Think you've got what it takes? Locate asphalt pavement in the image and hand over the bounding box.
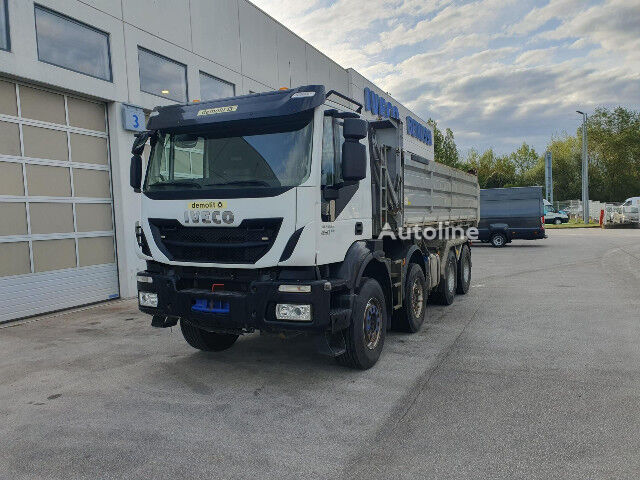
[1,229,639,479]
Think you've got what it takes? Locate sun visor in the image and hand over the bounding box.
[147,85,325,134]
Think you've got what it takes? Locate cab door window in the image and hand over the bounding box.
[321,115,344,187]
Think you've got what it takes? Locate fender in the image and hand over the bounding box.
[402,244,426,279]
[489,223,511,240]
[333,240,386,291]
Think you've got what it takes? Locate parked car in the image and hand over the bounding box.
[478,186,546,247]
[543,199,569,224]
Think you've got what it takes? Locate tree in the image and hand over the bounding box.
[428,119,460,168]
[587,107,640,202]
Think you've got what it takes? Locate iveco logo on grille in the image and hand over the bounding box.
[184,210,234,224]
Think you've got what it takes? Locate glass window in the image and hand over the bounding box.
[199,72,234,101]
[138,48,187,102]
[0,0,9,51]
[144,118,313,192]
[34,6,111,81]
[321,116,344,186]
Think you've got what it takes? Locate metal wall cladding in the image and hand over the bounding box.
[403,157,480,227]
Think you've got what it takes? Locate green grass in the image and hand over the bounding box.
[546,219,600,229]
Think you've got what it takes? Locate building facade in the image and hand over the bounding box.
[0,0,433,322]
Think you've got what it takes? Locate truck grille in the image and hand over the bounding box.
[148,218,283,264]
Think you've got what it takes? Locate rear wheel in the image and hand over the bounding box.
[180,319,239,352]
[456,244,471,294]
[490,232,507,247]
[392,264,427,333]
[336,278,387,369]
[433,250,457,305]
[554,218,562,225]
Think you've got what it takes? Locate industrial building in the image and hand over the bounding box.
[0,0,433,321]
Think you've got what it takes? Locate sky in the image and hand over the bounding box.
[251,0,640,156]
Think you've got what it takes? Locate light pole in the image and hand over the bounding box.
[577,110,589,223]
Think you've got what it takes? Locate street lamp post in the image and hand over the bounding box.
[577,111,589,223]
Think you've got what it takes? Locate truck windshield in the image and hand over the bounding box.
[144,120,313,192]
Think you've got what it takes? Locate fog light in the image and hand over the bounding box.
[275,303,312,321]
[278,284,311,293]
[139,291,158,307]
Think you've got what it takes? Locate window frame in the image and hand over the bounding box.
[321,114,344,187]
[0,0,9,52]
[138,46,188,103]
[33,4,113,82]
[199,71,235,101]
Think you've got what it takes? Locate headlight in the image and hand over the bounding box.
[139,291,158,307]
[275,304,312,321]
[278,284,311,293]
[137,274,153,284]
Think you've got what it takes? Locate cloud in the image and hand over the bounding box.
[252,0,640,154]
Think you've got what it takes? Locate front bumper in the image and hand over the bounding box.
[137,270,349,334]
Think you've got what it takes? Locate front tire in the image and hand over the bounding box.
[456,244,471,294]
[490,232,507,247]
[392,264,427,333]
[554,218,562,225]
[433,250,457,305]
[180,319,239,352]
[336,278,387,369]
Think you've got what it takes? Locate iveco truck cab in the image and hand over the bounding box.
[130,85,479,369]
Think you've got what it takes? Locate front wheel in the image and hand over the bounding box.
[490,232,507,247]
[336,278,387,369]
[554,218,562,225]
[180,319,239,352]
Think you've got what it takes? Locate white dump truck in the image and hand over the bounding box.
[130,84,479,368]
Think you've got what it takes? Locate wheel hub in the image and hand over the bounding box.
[363,298,382,350]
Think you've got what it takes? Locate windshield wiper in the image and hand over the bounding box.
[207,180,273,187]
[149,180,202,189]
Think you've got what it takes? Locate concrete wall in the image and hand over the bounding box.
[0,0,431,299]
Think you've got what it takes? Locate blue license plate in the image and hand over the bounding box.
[191,298,230,314]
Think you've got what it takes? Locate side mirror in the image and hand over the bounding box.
[130,155,142,192]
[343,118,367,140]
[342,141,366,181]
[341,118,367,182]
[131,131,149,156]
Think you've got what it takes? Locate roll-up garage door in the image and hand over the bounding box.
[0,79,119,322]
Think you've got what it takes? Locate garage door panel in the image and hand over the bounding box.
[32,238,77,272]
[0,242,31,277]
[70,134,108,165]
[0,80,17,116]
[67,97,106,132]
[0,203,28,236]
[78,236,115,266]
[22,126,69,161]
[0,264,119,322]
[0,162,25,196]
[73,169,111,198]
[0,78,118,322]
[76,203,113,232]
[29,203,75,234]
[26,165,72,197]
[0,121,21,156]
[19,86,66,125]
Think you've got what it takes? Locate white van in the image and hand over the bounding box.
[621,197,640,223]
[543,199,569,224]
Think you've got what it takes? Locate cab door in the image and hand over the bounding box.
[316,111,371,264]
